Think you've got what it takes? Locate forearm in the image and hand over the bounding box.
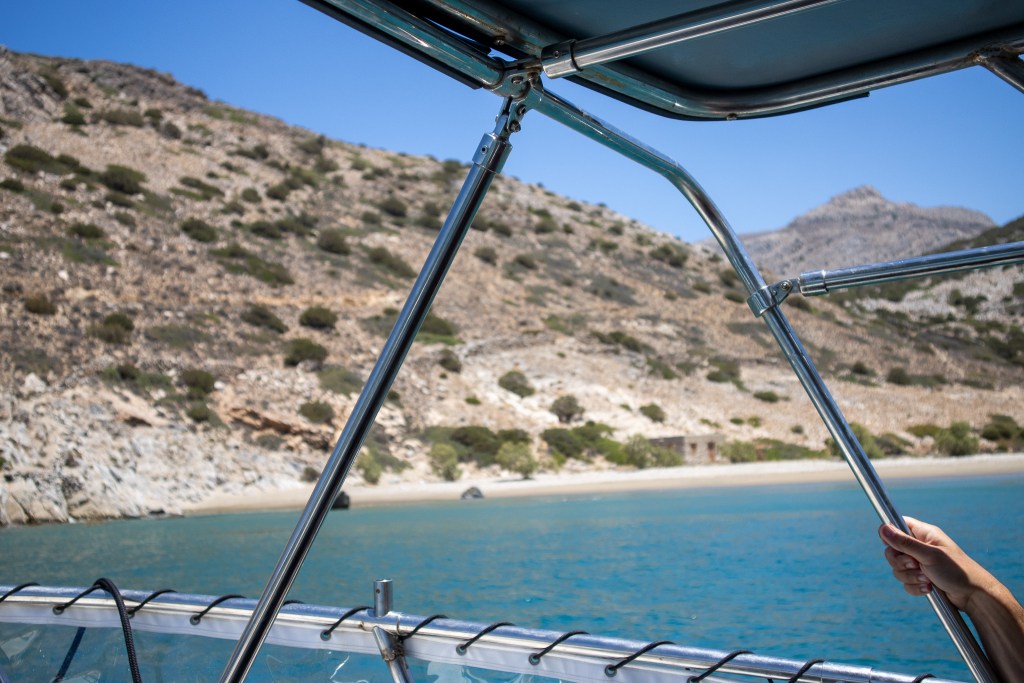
[964,578,1024,683]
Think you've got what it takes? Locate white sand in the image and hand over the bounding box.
[184,454,1024,515]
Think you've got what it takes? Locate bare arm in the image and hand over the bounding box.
[879,517,1024,683]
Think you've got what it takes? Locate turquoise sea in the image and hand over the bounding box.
[2,474,1023,681]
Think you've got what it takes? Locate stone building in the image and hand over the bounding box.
[650,434,725,465]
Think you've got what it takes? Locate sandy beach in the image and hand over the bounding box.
[185,453,1024,515]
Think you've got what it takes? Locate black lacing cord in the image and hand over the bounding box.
[604,640,675,677]
[529,630,588,665]
[397,613,447,643]
[320,605,371,641]
[189,594,246,626]
[53,584,104,614]
[53,627,86,683]
[911,674,935,682]
[456,621,514,655]
[53,579,143,683]
[126,588,176,617]
[687,649,751,682]
[283,599,305,606]
[786,658,824,683]
[0,583,38,604]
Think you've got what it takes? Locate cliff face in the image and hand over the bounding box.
[741,186,994,277]
[2,48,1022,525]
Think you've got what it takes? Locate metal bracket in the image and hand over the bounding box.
[747,280,793,317]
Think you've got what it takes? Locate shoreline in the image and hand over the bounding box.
[184,453,1024,516]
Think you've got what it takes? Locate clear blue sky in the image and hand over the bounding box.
[3,0,1021,242]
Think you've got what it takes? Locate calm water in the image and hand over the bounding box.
[3,474,1023,681]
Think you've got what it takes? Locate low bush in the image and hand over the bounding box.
[368,246,416,278]
[886,367,912,385]
[378,196,408,218]
[61,103,86,126]
[316,229,350,255]
[299,400,334,424]
[474,246,498,265]
[496,442,537,479]
[826,422,885,459]
[144,324,207,349]
[438,348,462,373]
[706,357,742,387]
[550,395,585,424]
[181,368,216,397]
[241,304,287,333]
[99,165,146,195]
[450,425,502,466]
[650,243,688,268]
[753,390,782,403]
[24,293,56,315]
[90,312,134,345]
[586,275,637,305]
[319,365,364,395]
[542,428,585,461]
[249,220,282,240]
[499,370,534,397]
[300,305,338,330]
[284,338,328,367]
[429,443,461,481]
[4,144,79,175]
[593,330,649,354]
[181,218,217,243]
[241,187,261,203]
[211,243,293,287]
[0,178,25,192]
[98,109,145,127]
[67,224,104,240]
[639,403,666,423]
[934,421,979,456]
[179,176,224,200]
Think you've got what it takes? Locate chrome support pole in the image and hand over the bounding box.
[218,98,522,683]
[795,240,1024,296]
[371,579,414,683]
[524,84,998,683]
[540,0,839,78]
[983,53,1024,94]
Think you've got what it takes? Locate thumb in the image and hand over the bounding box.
[879,523,937,563]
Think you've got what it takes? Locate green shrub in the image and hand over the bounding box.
[99,165,146,195]
[1,178,25,192]
[297,135,327,156]
[64,222,102,240]
[723,441,758,463]
[5,144,79,175]
[300,465,319,481]
[496,442,537,479]
[181,368,216,397]
[753,390,782,403]
[241,304,287,333]
[275,214,316,237]
[512,253,538,270]
[429,443,461,481]
[41,71,68,99]
[300,305,337,330]
[105,191,135,208]
[886,367,912,385]
[316,229,350,255]
[161,121,182,139]
[593,330,649,354]
[114,212,136,227]
[266,183,291,201]
[850,361,874,376]
[98,109,145,127]
[61,103,86,126]
[586,275,636,305]
[249,220,283,240]
[908,423,942,439]
[499,370,534,397]
[650,243,688,268]
[284,338,328,367]
[143,108,163,122]
[211,243,293,286]
[378,197,408,218]
[144,324,208,349]
[24,293,56,315]
[89,312,134,344]
[103,312,134,332]
[464,395,481,405]
[185,402,215,423]
[368,246,416,278]
[319,365,364,395]
[179,176,224,200]
[542,428,585,460]
[181,218,218,243]
[639,403,666,423]
[438,348,462,373]
[299,400,334,424]
[474,246,498,265]
[550,395,584,424]
[450,425,502,466]
[934,422,979,456]
[241,187,261,203]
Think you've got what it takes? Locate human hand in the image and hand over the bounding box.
[879,516,995,611]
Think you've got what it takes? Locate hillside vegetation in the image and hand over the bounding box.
[1,47,1022,524]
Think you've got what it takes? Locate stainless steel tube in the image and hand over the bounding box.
[984,53,1024,94]
[374,626,415,683]
[218,103,518,683]
[796,240,1024,295]
[525,84,997,683]
[541,0,839,78]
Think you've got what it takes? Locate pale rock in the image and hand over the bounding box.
[19,374,47,397]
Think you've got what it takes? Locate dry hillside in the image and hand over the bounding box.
[2,47,1023,525]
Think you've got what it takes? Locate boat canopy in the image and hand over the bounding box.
[302,0,1024,118]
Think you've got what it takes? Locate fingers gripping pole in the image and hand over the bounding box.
[218,97,524,683]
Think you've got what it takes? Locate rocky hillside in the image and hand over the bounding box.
[2,47,1023,525]
[741,186,994,276]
